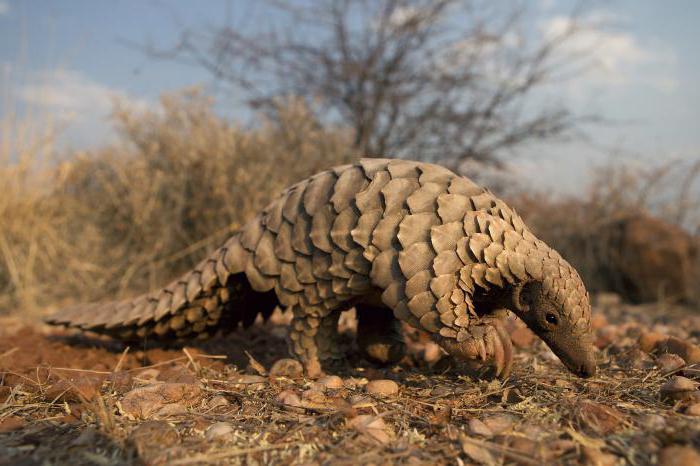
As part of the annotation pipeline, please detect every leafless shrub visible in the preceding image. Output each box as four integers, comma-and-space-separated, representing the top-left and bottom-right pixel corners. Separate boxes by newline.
148, 0, 599, 169
0, 89, 355, 313
516, 159, 700, 304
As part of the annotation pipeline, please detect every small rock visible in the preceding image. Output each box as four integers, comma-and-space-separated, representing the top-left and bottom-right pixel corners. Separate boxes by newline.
595, 327, 619, 349
129, 421, 179, 462
508, 437, 541, 458
590, 313, 608, 330
660, 376, 699, 402
656, 353, 686, 373
576, 400, 625, 435
302, 389, 326, 404
120, 383, 202, 419
343, 377, 368, 389
277, 390, 303, 409
158, 367, 198, 384
366, 379, 399, 397
0, 415, 25, 433
318, 375, 344, 390
467, 418, 493, 437
348, 415, 395, 445
619, 349, 655, 370
510, 327, 535, 348
44, 376, 103, 402
482, 414, 515, 434
686, 404, 700, 416
639, 332, 667, 353
639, 413, 666, 430
205, 422, 235, 441
430, 385, 453, 397
107, 371, 133, 393
137, 368, 161, 381
658, 337, 700, 365
581, 446, 618, 466
429, 405, 452, 426
658, 445, 700, 466
269, 358, 304, 378
155, 403, 188, 418
460, 433, 495, 464
594, 292, 621, 308
207, 395, 230, 408
230, 374, 268, 390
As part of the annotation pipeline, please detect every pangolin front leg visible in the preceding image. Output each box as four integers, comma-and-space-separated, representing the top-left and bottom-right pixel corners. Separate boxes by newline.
439, 320, 514, 379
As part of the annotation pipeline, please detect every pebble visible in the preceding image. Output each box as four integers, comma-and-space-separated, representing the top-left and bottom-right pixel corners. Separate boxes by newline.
269, 358, 304, 378
128, 420, 179, 461
207, 395, 230, 408
230, 374, 268, 390
655, 353, 686, 373
205, 422, 235, 441
277, 390, 303, 409
318, 375, 344, 390
430, 385, 453, 397
590, 313, 609, 329
366, 379, 399, 397
302, 389, 326, 403
155, 403, 188, 418
660, 376, 699, 401
120, 383, 202, 419
137, 368, 161, 381
467, 418, 493, 437
686, 403, 700, 416
639, 332, 667, 353
639, 413, 666, 430
658, 337, 700, 365
0, 416, 25, 433
658, 445, 700, 466
481, 414, 515, 434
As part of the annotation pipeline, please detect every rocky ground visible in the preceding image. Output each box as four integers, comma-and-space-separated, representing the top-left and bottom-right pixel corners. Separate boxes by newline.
1, 296, 700, 465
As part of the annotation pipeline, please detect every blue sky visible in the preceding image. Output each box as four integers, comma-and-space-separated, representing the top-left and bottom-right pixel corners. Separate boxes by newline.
1, 0, 698, 194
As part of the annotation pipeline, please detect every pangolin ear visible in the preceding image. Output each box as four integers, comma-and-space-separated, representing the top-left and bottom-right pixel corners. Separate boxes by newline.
513, 281, 536, 313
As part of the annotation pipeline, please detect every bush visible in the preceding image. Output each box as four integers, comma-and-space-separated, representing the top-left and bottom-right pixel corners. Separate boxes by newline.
514, 160, 700, 304
0, 89, 356, 313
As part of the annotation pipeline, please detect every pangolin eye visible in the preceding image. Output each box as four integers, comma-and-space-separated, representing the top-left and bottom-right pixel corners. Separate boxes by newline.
545, 313, 558, 325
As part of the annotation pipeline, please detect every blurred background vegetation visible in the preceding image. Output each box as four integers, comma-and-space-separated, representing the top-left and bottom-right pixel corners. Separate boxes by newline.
0, 0, 698, 314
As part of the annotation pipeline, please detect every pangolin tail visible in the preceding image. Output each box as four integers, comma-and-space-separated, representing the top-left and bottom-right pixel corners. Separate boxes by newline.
45, 234, 279, 341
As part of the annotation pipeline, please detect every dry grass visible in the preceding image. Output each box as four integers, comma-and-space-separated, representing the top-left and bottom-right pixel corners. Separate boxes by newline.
0, 89, 355, 315
1, 302, 700, 465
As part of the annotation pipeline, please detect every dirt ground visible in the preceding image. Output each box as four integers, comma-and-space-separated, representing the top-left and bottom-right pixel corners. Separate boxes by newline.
1, 299, 700, 465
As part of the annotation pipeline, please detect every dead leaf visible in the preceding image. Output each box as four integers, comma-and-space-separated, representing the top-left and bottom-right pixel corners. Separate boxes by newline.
348, 415, 395, 445
576, 400, 625, 435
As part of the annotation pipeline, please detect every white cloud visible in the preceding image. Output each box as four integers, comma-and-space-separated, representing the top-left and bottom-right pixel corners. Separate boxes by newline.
16, 69, 150, 148
0, 1, 9, 15
541, 12, 677, 92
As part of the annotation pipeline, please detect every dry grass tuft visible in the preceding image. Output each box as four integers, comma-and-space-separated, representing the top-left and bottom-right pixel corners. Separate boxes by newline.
0, 89, 355, 314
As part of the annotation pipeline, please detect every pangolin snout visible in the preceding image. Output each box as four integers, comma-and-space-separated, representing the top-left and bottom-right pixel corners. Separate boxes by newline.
559, 343, 597, 378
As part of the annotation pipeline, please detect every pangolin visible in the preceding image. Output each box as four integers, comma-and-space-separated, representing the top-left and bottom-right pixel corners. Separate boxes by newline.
46, 158, 596, 379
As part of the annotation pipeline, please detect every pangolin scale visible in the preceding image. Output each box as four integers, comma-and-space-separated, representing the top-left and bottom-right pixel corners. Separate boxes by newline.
47, 159, 596, 378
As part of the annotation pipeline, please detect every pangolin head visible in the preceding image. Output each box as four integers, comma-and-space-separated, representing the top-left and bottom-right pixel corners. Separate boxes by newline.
511, 261, 596, 378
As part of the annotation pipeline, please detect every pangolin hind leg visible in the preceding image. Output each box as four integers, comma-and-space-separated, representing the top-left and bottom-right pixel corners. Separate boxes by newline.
289, 309, 344, 377
355, 304, 406, 366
